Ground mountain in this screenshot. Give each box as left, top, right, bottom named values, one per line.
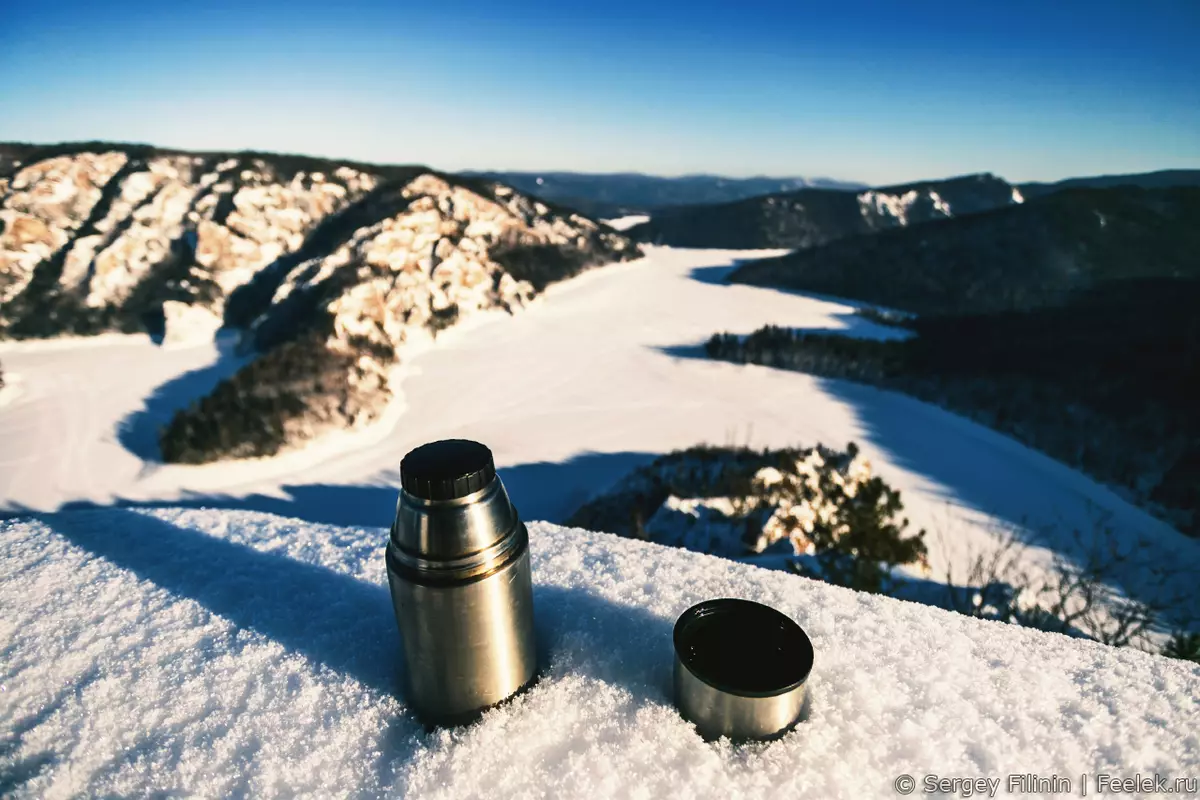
left=726, top=185, right=1200, bottom=315
left=457, top=171, right=867, bottom=218
left=1019, top=169, right=1200, bottom=199
left=0, top=142, right=640, bottom=462
left=625, top=173, right=1022, bottom=249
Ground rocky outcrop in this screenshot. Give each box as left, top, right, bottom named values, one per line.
left=0, top=143, right=640, bottom=462
left=0, top=145, right=385, bottom=340
left=626, top=173, right=1021, bottom=249
left=157, top=174, right=637, bottom=463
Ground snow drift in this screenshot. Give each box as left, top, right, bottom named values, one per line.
left=2, top=507, right=1196, bottom=798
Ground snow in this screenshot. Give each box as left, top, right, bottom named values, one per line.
left=1, top=246, right=1197, bottom=624
left=2, top=239, right=1198, bottom=795
left=601, top=214, right=650, bottom=231
left=160, top=300, right=224, bottom=347
left=857, top=190, right=923, bottom=226
left=928, top=189, right=952, bottom=217
left=1, top=507, right=1196, bottom=799
left=0, top=371, right=22, bottom=408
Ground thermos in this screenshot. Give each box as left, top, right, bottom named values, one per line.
left=386, top=439, right=538, bottom=726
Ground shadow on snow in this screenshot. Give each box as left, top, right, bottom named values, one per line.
left=4, top=450, right=661, bottom=530
left=114, top=333, right=250, bottom=464
left=655, top=337, right=1200, bottom=626
left=15, top=499, right=746, bottom=792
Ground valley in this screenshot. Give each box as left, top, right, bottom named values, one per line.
left=3, top=244, right=1196, bottom=632
left=3, top=143, right=1198, bottom=647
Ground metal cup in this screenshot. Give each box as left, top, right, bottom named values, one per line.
left=673, top=598, right=814, bottom=741
left=386, top=439, right=538, bottom=727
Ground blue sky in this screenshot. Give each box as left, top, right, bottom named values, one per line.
left=2, top=0, right=1198, bottom=184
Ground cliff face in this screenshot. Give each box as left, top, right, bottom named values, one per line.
left=0, top=143, right=640, bottom=461
left=626, top=173, right=1022, bottom=249
left=0, top=145, right=386, bottom=341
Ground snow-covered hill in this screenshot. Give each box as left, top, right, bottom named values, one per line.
left=0, top=144, right=638, bottom=461
left=627, top=173, right=1022, bottom=249
left=2, top=507, right=1196, bottom=799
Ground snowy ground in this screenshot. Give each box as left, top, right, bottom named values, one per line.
left=0, top=372, right=22, bottom=409
left=600, top=214, right=650, bottom=231
left=2, top=246, right=1196, bottom=622
left=2, top=507, right=1196, bottom=799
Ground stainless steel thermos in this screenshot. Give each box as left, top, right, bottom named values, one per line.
left=386, top=439, right=538, bottom=726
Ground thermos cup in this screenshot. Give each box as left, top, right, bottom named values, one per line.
left=673, top=598, right=814, bottom=741
left=386, top=439, right=538, bottom=726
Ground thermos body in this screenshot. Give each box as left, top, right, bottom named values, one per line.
left=387, top=441, right=538, bottom=726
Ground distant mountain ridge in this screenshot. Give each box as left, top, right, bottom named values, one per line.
left=0, top=141, right=639, bottom=462
left=458, top=170, right=867, bottom=218
left=627, top=172, right=1023, bottom=249
left=1018, top=169, right=1200, bottom=199
left=727, top=185, right=1200, bottom=315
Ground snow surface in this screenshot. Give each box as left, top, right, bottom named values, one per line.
left=2, top=507, right=1196, bottom=799
left=601, top=214, right=650, bottom=231
left=0, top=371, right=22, bottom=409
left=1, top=245, right=1195, bottom=623
left=2, top=246, right=1198, bottom=631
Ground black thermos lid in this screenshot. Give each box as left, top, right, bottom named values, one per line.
left=400, top=439, right=497, bottom=501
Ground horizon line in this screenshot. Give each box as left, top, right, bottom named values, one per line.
left=2, top=137, right=1197, bottom=189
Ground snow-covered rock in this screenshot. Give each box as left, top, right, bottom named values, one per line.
left=161, top=300, right=224, bottom=347
left=0, top=148, right=378, bottom=337
left=857, top=188, right=953, bottom=228
left=1, top=507, right=1195, bottom=798
left=158, top=170, right=636, bottom=463
left=0, top=152, right=130, bottom=304
left=602, top=214, right=651, bottom=231
left=0, top=145, right=639, bottom=462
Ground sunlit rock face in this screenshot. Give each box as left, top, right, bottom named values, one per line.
left=0, top=152, right=130, bottom=305
left=0, top=148, right=381, bottom=340
left=156, top=170, right=634, bottom=463
left=0, top=145, right=639, bottom=461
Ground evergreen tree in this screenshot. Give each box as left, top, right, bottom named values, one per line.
left=1163, top=631, right=1200, bottom=663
